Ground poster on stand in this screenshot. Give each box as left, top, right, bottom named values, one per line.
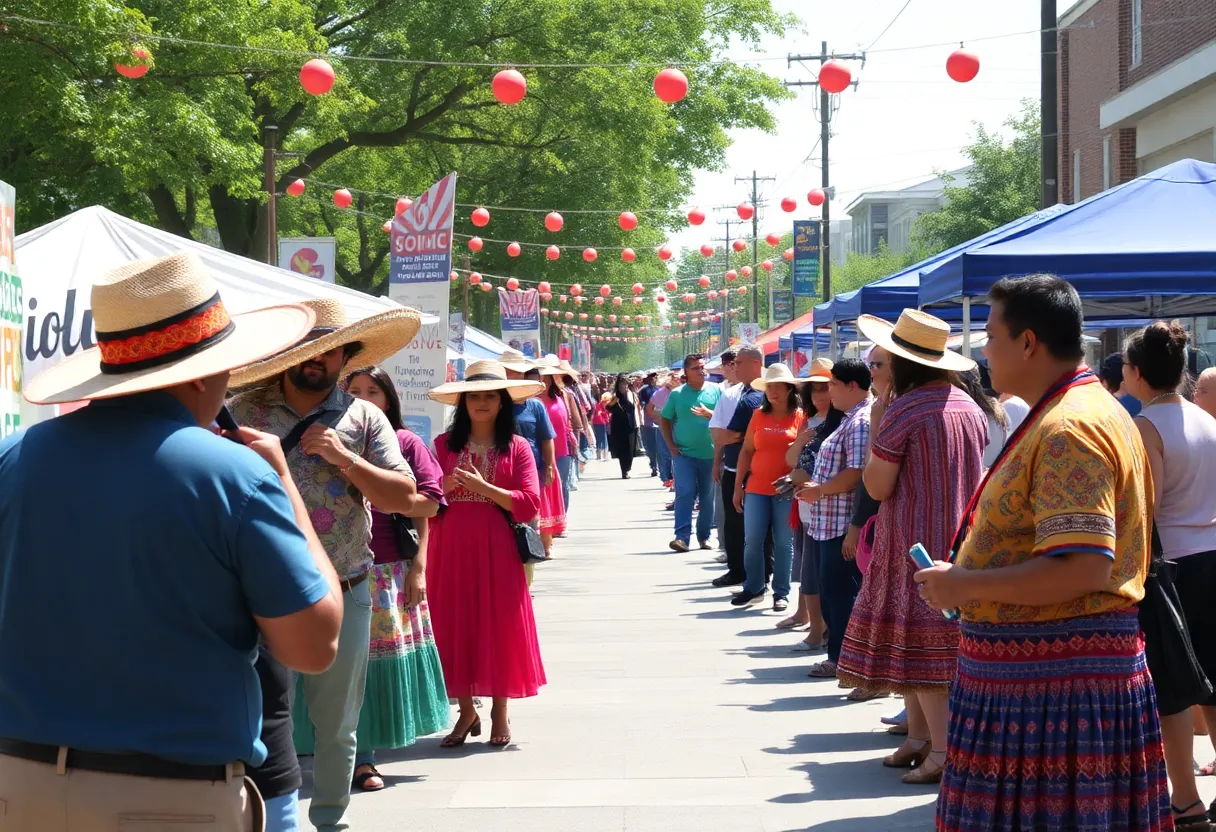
left=570, top=336, right=591, bottom=372
left=0, top=181, right=21, bottom=438
left=498, top=287, right=541, bottom=359
left=792, top=221, right=821, bottom=298
left=386, top=172, right=456, bottom=447
left=773, top=290, right=793, bottom=324
left=737, top=322, right=760, bottom=345
left=279, top=237, right=336, bottom=283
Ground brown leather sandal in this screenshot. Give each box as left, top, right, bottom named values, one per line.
left=883, top=739, right=929, bottom=768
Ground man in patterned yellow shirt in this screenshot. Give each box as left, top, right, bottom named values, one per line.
left=915, top=275, right=1168, bottom=832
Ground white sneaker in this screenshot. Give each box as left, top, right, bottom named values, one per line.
left=714, top=553, right=727, bottom=564
left=570, top=480, right=580, bottom=491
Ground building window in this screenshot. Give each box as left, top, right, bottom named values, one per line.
left=870, top=203, right=888, bottom=251
left=1131, top=0, right=1142, bottom=67
left=1103, top=136, right=1112, bottom=190
left=1072, top=149, right=1081, bottom=203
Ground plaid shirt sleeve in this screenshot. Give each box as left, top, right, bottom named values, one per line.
left=842, top=410, right=870, bottom=471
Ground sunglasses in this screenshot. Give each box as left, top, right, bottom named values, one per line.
left=868, top=360, right=886, bottom=370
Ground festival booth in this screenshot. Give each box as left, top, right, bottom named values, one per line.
left=754, top=309, right=817, bottom=367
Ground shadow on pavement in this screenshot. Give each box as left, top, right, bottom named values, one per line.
left=766, top=730, right=902, bottom=755
left=746, top=693, right=858, bottom=712
left=770, top=756, right=940, bottom=804
left=775, top=802, right=937, bottom=831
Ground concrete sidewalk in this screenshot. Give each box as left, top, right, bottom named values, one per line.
left=302, top=459, right=1215, bottom=831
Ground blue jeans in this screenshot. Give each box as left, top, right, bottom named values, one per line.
left=742, top=493, right=794, bottom=598
left=264, top=791, right=300, bottom=832
left=593, top=423, right=609, bottom=450
left=656, top=431, right=674, bottom=481
left=816, top=535, right=862, bottom=665
left=641, top=425, right=659, bottom=474
left=673, top=455, right=715, bottom=545
left=557, top=454, right=574, bottom=511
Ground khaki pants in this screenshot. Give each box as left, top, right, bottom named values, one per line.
left=0, top=753, right=263, bottom=831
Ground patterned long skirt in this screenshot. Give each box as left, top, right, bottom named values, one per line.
left=937, top=611, right=1169, bottom=832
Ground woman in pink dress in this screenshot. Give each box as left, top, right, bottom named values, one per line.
left=426, top=360, right=548, bottom=748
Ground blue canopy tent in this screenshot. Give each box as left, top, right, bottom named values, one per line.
left=919, top=159, right=1216, bottom=319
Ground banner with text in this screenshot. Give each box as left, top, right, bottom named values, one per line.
left=737, top=322, right=760, bottom=345
left=792, top=221, right=821, bottom=298
left=0, top=181, right=20, bottom=438
left=571, top=336, right=591, bottom=372
left=387, top=172, right=456, bottom=447
left=278, top=237, right=336, bottom=283
left=498, top=287, right=542, bottom=360
left=773, top=289, right=793, bottom=323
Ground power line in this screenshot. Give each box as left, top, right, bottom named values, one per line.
left=865, top=0, right=914, bottom=51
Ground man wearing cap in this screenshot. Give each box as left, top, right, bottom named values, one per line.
left=0, top=253, right=342, bottom=830
left=228, top=298, right=420, bottom=832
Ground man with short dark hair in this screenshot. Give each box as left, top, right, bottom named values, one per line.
left=1099, top=352, right=1142, bottom=416
left=660, top=354, right=722, bottom=552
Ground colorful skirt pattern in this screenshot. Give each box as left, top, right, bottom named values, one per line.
left=936, top=611, right=1169, bottom=832
left=293, top=560, right=450, bottom=752
left=539, top=472, right=566, bottom=536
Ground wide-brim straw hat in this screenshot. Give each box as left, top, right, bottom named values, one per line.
left=428, top=360, right=544, bottom=405
left=25, top=253, right=315, bottom=405
left=857, top=310, right=975, bottom=372
left=536, top=355, right=579, bottom=381
left=497, top=348, right=535, bottom=374
left=228, top=298, right=421, bottom=387
left=806, top=357, right=834, bottom=383
left=751, top=362, right=799, bottom=391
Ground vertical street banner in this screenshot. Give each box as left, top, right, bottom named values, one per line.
left=498, top=287, right=542, bottom=360
left=737, top=322, right=761, bottom=345
left=792, top=220, right=821, bottom=298
left=773, top=290, right=794, bottom=323
left=447, top=312, right=466, bottom=382
left=387, top=172, right=456, bottom=447
left=278, top=237, right=336, bottom=283
left=0, top=181, right=20, bottom=438
left=570, top=337, right=591, bottom=372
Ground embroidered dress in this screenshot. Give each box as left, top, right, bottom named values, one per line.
left=936, top=372, right=1167, bottom=832
left=837, top=385, right=986, bottom=694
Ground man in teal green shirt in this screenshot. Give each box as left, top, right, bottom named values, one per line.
left=660, top=354, right=722, bottom=552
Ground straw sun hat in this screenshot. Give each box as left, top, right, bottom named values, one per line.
left=228, top=297, right=421, bottom=387
left=428, top=360, right=544, bottom=406
left=536, top=355, right=579, bottom=381
left=856, top=309, right=975, bottom=372
left=497, top=348, right=535, bottom=374
left=25, top=252, right=315, bottom=405
left=806, top=357, right=834, bottom=382
left=751, top=363, right=800, bottom=391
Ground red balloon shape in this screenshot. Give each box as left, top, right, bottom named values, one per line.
left=737, top=286, right=748, bottom=295
left=286, top=179, right=305, bottom=197
left=492, top=69, right=527, bottom=104
left=761, top=259, right=774, bottom=272
left=467, top=237, right=484, bottom=252
left=946, top=48, right=981, bottom=83
left=698, top=275, right=710, bottom=288
left=450, top=270, right=459, bottom=282
left=619, top=211, right=638, bottom=231
left=656, top=294, right=666, bottom=303
left=783, top=248, right=795, bottom=261
left=333, top=188, right=352, bottom=208
left=570, top=284, right=583, bottom=297
left=600, top=285, right=611, bottom=297
left=115, top=47, right=152, bottom=79
left=583, top=248, right=598, bottom=262
left=741, top=266, right=752, bottom=277
left=687, top=208, right=706, bottom=226
left=818, top=60, right=851, bottom=94
left=732, top=240, right=747, bottom=253
left=613, top=297, right=622, bottom=306
left=471, top=207, right=490, bottom=227
left=700, top=244, right=714, bottom=258
left=726, top=270, right=738, bottom=281
left=544, top=212, right=564, bottom=232
left=633, top=297, right=643, bottom=304
left=481, top=282, right=493, bottom=292
left=621, top=248, right=636, bottom=262
left=654, top=67, right=689, bottom=103
left=808, top=188, right=826, bottom=207
left=469, top=272, right=482, bottom=285
left=381, top=220, right=392, bottom=233
left=538, top=281, right=551, bottom=293
left=657, top=245, right=673, bottom=261
left=546, top=245, right=561, bottom=260
left=665, top=279, right=678, bottom=291
left=541, top=292, right=552, bottom=301
left=780, top=197, right=797, bottom=213
left=396, top=197, right=413, bottom=215
left=507, top=241, right=521, bottom=257
left=632, top=283, right=644, bottom=295
left=765, top=233, right=781, bottom=246
left=737, top=203, right=755, bottom=221
left=506, top=277, right=520, bottom=291
left=707, top=290, right=718, bottom=300
left=300, top=59, right=336, bottom=95
left=595, top=296, right=605, bottom=305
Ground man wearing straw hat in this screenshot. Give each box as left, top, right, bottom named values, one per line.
left=0, top=252, right=342, bottom=830
left=228, top=298, right=421, bottom=832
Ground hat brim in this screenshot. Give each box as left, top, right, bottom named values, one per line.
left=428, top=378, right=544, bottom=406
left=24, top=305, right=316, bottom=406
left=751, top=376, right=799, bottom=391
left=499, top=360, right=536, bottom=374
left=228, top=307, right=422, bottom=387
left=856, top=314, right=975, bottom=372
left=806, top=373, right=832, bottom=383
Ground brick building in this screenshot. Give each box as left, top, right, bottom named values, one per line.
left=1059, top=0, right=1216, bottom=204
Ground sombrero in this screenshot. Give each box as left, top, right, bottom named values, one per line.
left=857, top=310, right=975, bottom=372
left=751, top=363, right=799, bottom=391
left=497, top=348, right=535, bottom=374
left=428, top=360, right=544, bottom=406
left=228, top=298, right=422, bottom=387
left=24, top=252, right=315, bottom=405
left=536, top=355, right=579, bottom=381
left=806, top=358, right=834, bottom=383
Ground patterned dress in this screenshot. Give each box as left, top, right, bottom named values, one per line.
left=837, top=384, right=986, bottom=694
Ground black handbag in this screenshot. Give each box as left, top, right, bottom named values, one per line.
left=392, top=513, right=421, bottom=561
left=1139, top=523, right=1213, bottom=714
left=500, top=507, right=547, bottom=565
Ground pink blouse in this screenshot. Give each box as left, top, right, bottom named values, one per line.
left=543, top=394, right=572, bottom=459
left=433, top=434, right=541, bottom=524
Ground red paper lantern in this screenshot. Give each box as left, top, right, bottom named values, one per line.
left=765, top=233, right=781, bottom=246
left=333, top=188, right=353, bottom=208
left=946, top=48, right=981, bottom=83
left=467, top=236, right=484, bottom=252
left=698, top=275, right=711, bottom=288
left=707, top=290, right=718, bottom=300
left=507, top=241, right=521, bottom=257
left=784, top=248, right=795, bottom=261
left=654, top=67, right=689, bottom=103
left=737, top=203, right=755, bottom=221
left=565, top=311, right=574, bottom=319
left=761, top=259, right=774, bottom=272
left=381, top=220, right=392, bottom=233
left=492, top=69, right=527, bottom=104
left=687, top=208, right=706, bottom=226
left=506, top=277, right=520, bottom=291
left=300, top=59, right=336, bottom=95
left=737, top=286, right=748, bottom=295
left=558, top=295, right=567, bottom=303
left=538, top=281, right=551, bottom=293
left=732, top=240, right=747, bottom=253
left=656, top=293, right=666, bottom=303
left=541, top=292, right=552, bottom=301
left=665, top=279, right=678, bottom=291
left=726, top=270, right=738, bottom=281
left=741, top=266, right=752, bottom=278
left=808, top=188, right=826, bottom=207
left=115, top=47, right=153, bottom=79
left=546, top=245, right=561, bottom=260
left=471, top=207, right=491, bottom=227
left=469, top=272, right=482, bottom=285
left=286, top=179, right=305, bottom=197
left=579, top=313, right=588, bottom=320
left=599, top=284, right=611, bottom=297
left=574, top=295, right=584, bottom=305
left=818, top=60, right=851, bottom=94
left=583, top=248, right=598, bottom=263
left=450, top=270, right=459, bottom=282
left=595, top=314, right=604, bottom=322
left=698, top=244, right=713, bottom=258
left=657, top=245, right=673, bottom=261
left=677, top=312, right=686, bottom=319
left=544, top=212, right=564, bottom=232
left=613, top=297, right=623, bottom=306
left=541, top=308, right=549, bottom=315
left=633, top=297, right=643, bottom=305
left=570, top=284, right=583, bottom=297
left=780, top=197, right=797, bottom=213
left=632, top=283, right=644, bottom=295
left=396, top=196, right=413, bottom=214
left=621, top=248, right=636, bottom=262
left=609, top=315, right=618, bottom=323
left=594, top=296, right=604, bottom=305
left=663, top=323, right=671, bottom=330
left=481, top=282, right=493, bottom=292
left=619, top=211, right=638, bottom=231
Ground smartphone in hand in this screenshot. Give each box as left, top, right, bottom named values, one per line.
left=908, top=543, right=959, bottom=620
left=216, top=404, right=245, bottom=445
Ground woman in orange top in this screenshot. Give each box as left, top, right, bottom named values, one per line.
left=733, top=364, right=806, bottom=612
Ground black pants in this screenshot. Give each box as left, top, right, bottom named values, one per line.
left=721, top=469, right=772, bottom=584
left=618, top=453, right=633, bottom=477
left=817, top=534, right=862, bottom=664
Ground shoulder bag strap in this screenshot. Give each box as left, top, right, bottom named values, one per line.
left=280, top=412, right=326, bottom=455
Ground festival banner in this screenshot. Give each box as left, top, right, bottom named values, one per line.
left=0, top=181, right=21, bottom=438
left=570, top=336, right=591, bottom=372
left=737, top=322, right=761, bottom=345
left=278, top=237, right=336, bottom=283
left=792, top=220, right=821, bottom=298
left=447, top=312, right=466, bottom=382
left=386, top=172, right=456, bottom=447
left=497, top=287, right=542, bottom=360
left=773, top=289, right=794, bottom=323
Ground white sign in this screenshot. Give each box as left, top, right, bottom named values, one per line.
left=385, top=173, right=456, bottom=448
left=0, top=180, right=20, bottom=438
left=279, top=237, right=336, bottom=283
left=447, top=312, right=466, bottom=382
left=737, top=322, right=761, bottom=345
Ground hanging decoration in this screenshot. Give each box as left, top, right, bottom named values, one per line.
left=507, top=241, right=521, bottom=257
left=595, top=296, right=604, bottom=305
left=545, top=212, right=564, bottom=232
left=469, top=272, right=482, bottom=285
left=570, top=284, right=583, bottom=297
left=506, top=277, right=520, bottom=291
left=698, top=275, right=711, bottom=288
left=726, top=270, right=738, bottom=281
left=481, top=282, right=493, bottom=292
left=333, top=188, right=353, bottom=208
left=808, top=188, right=826, bottom=207
left=546, top=245, right=561, bottom=260
left=286, top=179, right=306, bottom=197
left=946, top=47, right=980, bottom=83
left=780, top=197, right=797, bottom=213
left=381, top=220, right=392, bottom=233
left=783, top=247, right=795, bottom=261
left=732, top=240, right=747, bottom=252
left=688, top=208, right=706, bottom=226
left=761, top=259, right=774, bottom=271
left=583, top=248, right=598, bottom=262
left=300, top=58, right=336, bottom=95
left=450, top=270, right=459, bottom=282
left=818, top=60, right=851, bottom=94
left=613, top=297, right=623, bottom=306
left=708, top=290, right=718, bottom=300
left=633, top=297, right=643, bottom=304
left=622, top=248, right=636, bottom=262
left=467, top=236, right=484, bottom=252
left=665, top=279, right=678, bottom=291
left=115, top=46, right=153, bottom=78
left=700, top=244, right=714, bottom=257
left=736, top=286, right=748, bottom=295
left=395, top=196, right=413, bottom=214
left=765, top=232, right=781, bottom=246
left=618, top=211, right=638, bottom=231
left=492, top=68, right=527, bottom=104
left=538, top=281, right=551, bottom=293
left=737, top=203, right=755, bottom=221
left=471, top=207, right=491, bottom=227
left=653, top=67, right=689, bottom=103
left=741, top=266, right=752, bottom=277
left=599, top=284, right=611, bottom=297
left=656, top=293, right=666, bottom=303
left=658, top=245, right=673, bottom=261
left=632, top=283, right=645, bottom=295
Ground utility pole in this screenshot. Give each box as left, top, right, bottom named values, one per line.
left=786, top=42, right=863, bottom=305
left=712, top=218, right=735, bottom=351
left=262, top=125, right=278, bottom=266
left=1041, top=0, right=1059, bottom=207
left=734, top=171, right=775, bottom=326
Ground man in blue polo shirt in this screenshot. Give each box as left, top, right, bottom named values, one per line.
left=0, top=253, right=342, bottom=831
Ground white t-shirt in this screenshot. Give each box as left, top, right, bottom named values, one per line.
left=983, top=397, right=1030, bottom=469
left=708, top=382, right=744, bottom=430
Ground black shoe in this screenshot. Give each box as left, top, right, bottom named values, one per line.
left=712, top=573, right=745, bottom=587
left=773, top=597, right=789, bottom=612
left=731, top=588, right=767, bottom=607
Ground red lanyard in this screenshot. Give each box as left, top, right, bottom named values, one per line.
left=947, top=367, right=1098, bottom=562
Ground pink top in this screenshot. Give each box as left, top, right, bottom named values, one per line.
left=591, top=401, right=610, bottom=425
left=543, top=393, right=572, bottom=459
left=433, top=434, right=541, bottom=524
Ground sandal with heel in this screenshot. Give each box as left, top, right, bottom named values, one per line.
left=440, top=715, right=482, bottom=748
left=1172, top=800, right=1212, bottom=829
left=901, top=750, right=947, bottom=784
left=883, top=739, right=929, bottom=769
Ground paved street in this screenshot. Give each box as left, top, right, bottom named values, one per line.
left=304, top=458, right=1216, bottom=832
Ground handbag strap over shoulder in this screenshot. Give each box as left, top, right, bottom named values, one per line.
left=281, top=412, right=326, bottom=455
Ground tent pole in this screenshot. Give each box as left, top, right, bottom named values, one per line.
left=830, top=322, right=838, bottom=359
left=962, top=297, right=972, bottom=359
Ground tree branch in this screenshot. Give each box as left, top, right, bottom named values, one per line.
left=320, top=0, right=396, bottom=39
left=147, top=185, right=194, bottom=239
